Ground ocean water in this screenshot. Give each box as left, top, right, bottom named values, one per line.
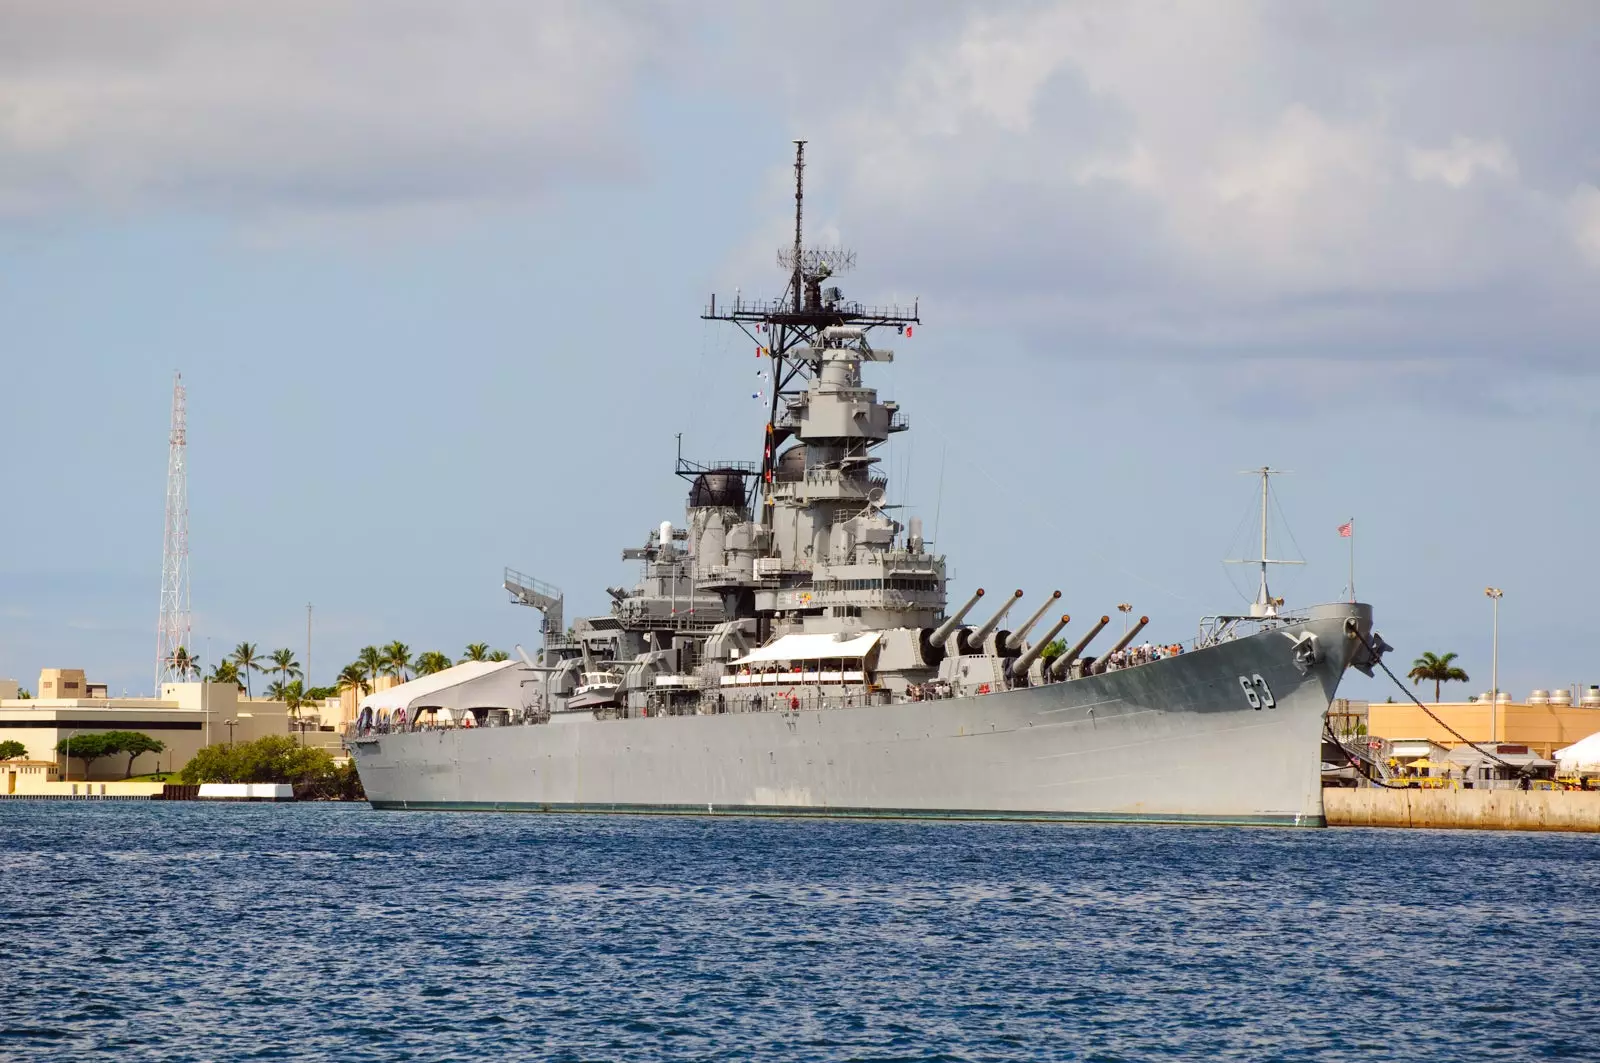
left=0, top=805, right=1595, bottom=1061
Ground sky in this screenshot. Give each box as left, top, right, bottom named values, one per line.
left=1, top=1, right=1597, bottom=703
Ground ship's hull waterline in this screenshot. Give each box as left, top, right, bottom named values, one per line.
left=352, top=605, right=1367, bottom=828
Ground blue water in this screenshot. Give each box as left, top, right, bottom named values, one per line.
left=1, top=805, right=1596, bottom=1061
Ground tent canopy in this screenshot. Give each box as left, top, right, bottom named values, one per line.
left=359, top=660, right=526, bottom=715
left=1554, top=730, right=1600, bottom=770
left=735, top=632, right=881, bottom=666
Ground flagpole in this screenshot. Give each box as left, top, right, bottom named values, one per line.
left=1348, top=517, right=1355, bottom=604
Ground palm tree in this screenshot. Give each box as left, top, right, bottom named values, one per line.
left=1408, top=651, right=1470, bottom=703
left=461, top=642, right=491, bottom=663
left=487, top=650, right=509, bottom=662
left=264, top=679, right=289, bottom=702
left=337, top=663, right=370, bottom=702
left=382, top=641, right=413, bottom=681
left=267, top=648, right=302, bottom=686
left=208, top=660, right=244, bottom=691
left=415, top=651, right=453, bottom=676
left=230, top=642, right=264, bottom=697
left=357, top=645, right=386, bottom=688
left=171, top=646, right=200, bottom=679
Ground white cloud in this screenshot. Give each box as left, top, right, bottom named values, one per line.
left=1407, top=136, right=1518, bottom=187
left=0, top=1, right=670, bottom=220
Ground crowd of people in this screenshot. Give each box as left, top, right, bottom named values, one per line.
left=1098, top=641, right=1186, bottom=673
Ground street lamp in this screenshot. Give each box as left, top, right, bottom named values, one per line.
left=1485, top=587, right=1503, bottom=745
left=1117, top=603, right=1133, bottom=635
left=60, top=728, right=80, bottom=785
left=224, top=718, right=239, bottom=749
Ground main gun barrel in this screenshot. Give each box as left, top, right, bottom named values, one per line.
left=1006, top=590, right=1062, bottom=650
left=1049, top=615, right=1111, bottom=679
left=1010, top=614, right=1072, bottom=678
left=966, top=589, right=1024, bottom=650
left=930, top=588, right=985, bottom=646
left=1100, top=617, right=1150, bottom=659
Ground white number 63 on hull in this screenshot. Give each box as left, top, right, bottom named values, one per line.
left=1238, top=674, right=1276, bottom=709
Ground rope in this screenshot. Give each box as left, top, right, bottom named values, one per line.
left=1358, top=632, right=1532, bottom=779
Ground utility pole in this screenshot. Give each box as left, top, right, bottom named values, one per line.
left=1485, top=587, right=1503, bottom=744
left=306, top=603, right=313, bottom=695
left=155, top=372, right=191, bottom=694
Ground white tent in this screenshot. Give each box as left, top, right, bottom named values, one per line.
left=1554, top=730, right=1600, bottom=772
left=358, top=660, right=526, bottom=725
left=734, top=632, right=881, bottom=665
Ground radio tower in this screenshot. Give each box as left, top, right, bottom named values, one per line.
left=155, top=372, right=191, bottom=693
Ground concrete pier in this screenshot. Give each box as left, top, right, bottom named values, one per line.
left=1325, top=787, right=1600, bottom=833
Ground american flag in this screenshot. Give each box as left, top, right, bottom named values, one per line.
left=1337, top=521, right=1353, bottom=538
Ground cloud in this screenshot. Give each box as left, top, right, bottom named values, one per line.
left=0, top=0, right=670, bottom=221
left=732, top=1, right=1600, bottom=368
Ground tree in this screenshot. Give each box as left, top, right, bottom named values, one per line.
left=1039, top=639, right=1066, bottom=662
left=382, top=641, right=413, bottom=680
left=1408, top=651, right=1470, bottom=703
left=180, top=735, right=335, bottom=786
left=208, top=660, right=244, bottom=691
left=230, top=642, right=265, bottom=698
left=16, top=687, right=31, bottom=699
left=415, top=651, right=453, bottom=676
left=267, top=648, right=302, bottom=685
left=264, top=679, right=288, bottom=702
left=170, top=646, right=201, bottom=679
left=0, top=739, right=28, bottom=760
left=357, top=645, right=386, bottom=688
left=101, top=730, right=166, bottom=778
left=56, top=733, right=117, bottom=777
left=461, top=642, right=491, bottom=663
left=487, top=650, right=509, bottom=662
left=337, top=663, right=370, bottom=701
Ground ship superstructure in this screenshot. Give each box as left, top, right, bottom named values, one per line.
left=351, top=145, right=1389, bottom=826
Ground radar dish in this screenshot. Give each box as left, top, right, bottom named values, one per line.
left=777, top=245, right=857, bottom=278
left=867, top=485, right=887, bottom=508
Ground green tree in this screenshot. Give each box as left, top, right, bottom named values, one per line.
left=461, top=642, right=491, bottom=663
left=337, top=663, right=369, bottom=701
left=179, top=735, right=337, bottom=787
left=1039, top=639, right=1066, bottom=662
left=16, top=688, right=31, bottom=699
left=0, top=739, right=28, bottom=760
left=267, top=648, right=302, bottom=687
left=357, top=645, right=386, bottom=688
left=1407, top=651, right=1470, bottom=703
left=208, top=660, right=244, bottom=691
left=487, top=650, right=509, bottom=662
left=56, top=733, right=117, bottom=776
left=171, top=646, right=201, bottom=679
left=382, top=641, right=413, bottom=680
left=100, top=730, right=166, bottom=778
left=264, top=679, right=288, bottom=702
left=415, top=651, right=453, bottom=676
left=230, top=642, right=265, bottom=697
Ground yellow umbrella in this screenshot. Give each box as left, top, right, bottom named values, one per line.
left=1408, top=757, right=1440, bottom=769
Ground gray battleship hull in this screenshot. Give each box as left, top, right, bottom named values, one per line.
left=352, top=606, right=1365, bottom=827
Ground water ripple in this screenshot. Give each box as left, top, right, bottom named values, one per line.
left=0, top=805, right=1596, bottom=1061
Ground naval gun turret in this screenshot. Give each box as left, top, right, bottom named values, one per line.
left=1009, top=614, right=1072, bottom=679
left=930, top=588, right=985, bottom=651
left=1089, top=616, right=1149, bottom=674
left=1049, top=615, right=1111, bottom=680
left=1005, top=591, right=1062, bottom=651
left=962, top=589, right=1023, bottom=655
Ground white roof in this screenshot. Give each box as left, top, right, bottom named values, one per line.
left=359, top=661, right=524, bottom=714
left=1554, top=729, right=1600, bottom=770
left=735, top=632, right=881, bottom=665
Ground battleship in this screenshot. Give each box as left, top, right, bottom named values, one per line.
left=351, top=144, right=1390, bottom=826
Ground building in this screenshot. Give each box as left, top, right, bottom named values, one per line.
left=0, top=669, right=294, bottom=780
left=1365, top=687, right=1600, bottom=758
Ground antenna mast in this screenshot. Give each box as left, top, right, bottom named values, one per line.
left=155, top=371, right=192, bottom=692
left=791, top=140, right=805, bottom=312
left=1224, top=466, right=1303, bottom=618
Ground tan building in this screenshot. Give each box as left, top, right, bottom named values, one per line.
left=0, top=670, right=295, bottom=780
left=1367, top=690, right=1600, bottom=758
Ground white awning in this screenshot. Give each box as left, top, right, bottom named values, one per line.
left=734, top=632, right=881, bottom=665
left=1555, top=730, right=1600, bottom=771
left=359, top=661, right=525, bottom=715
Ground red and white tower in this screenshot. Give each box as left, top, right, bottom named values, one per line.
left=155, top=371, right=191, bottom=692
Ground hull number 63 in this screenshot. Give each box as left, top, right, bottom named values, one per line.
left=1238, top=674, right=1275, bottom=710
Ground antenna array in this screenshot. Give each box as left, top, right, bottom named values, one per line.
left=155, top=372, right=192, bottom=692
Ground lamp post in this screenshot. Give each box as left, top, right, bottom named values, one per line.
left=60, top=728, right=80, bottom=785
left=224, top=718, right=239, bottom=749
left=1117, top=603, right=1133, bottom=635
left=1485, top=587, right=1503, bottom=745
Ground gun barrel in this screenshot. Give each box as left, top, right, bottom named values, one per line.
left=930, top=588, right=985, bottom=646
left=1006, top=590, right=1063, bottom=650
left=1011, top=615, right=1071, bottom=677
left=967, top=589, right=1024, bottom=648
left=1050, top=615, right=1111, bottom=679
left=1101, top=616, right=1150, bottom=659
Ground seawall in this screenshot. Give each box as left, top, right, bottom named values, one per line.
left=1325, top=788, right=1600, bottom=833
